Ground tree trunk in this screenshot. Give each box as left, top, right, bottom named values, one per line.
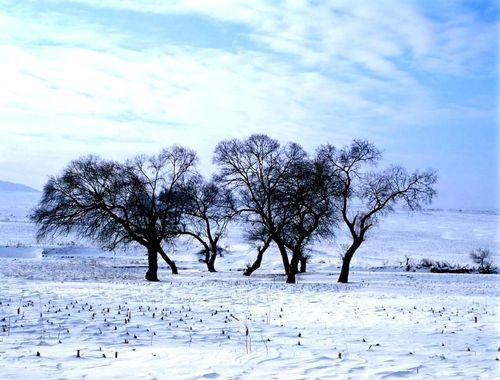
left=275, top=240, right=290, bottom=275
left=145, top=246, right=159, bottom=281
left=299, top=257, right=307, bottom=273
left=157, top=246, right=178, bottom=274
left=207, top=247, right=217, bottom=272
left=337, top=239, right=362, bottom=283
left=204, top=248, right=210, bottom=265
left=286, top=254, right=300, bottom=283
left=244, top=239, right=271, bottom=276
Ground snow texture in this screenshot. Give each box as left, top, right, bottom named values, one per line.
left=0, top=190, right=498, bottom=379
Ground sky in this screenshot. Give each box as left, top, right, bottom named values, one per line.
left=0, top=0, right=497, bottom=210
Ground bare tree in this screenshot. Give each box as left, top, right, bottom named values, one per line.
left=318, top=140, right=437, bottom=283
left=470, top=248, right=495, bottom=273
left=31, top=147, right=197, bottom=281
left=279, top=156, right=337, bottom=283
left=179, top=174, right=238, bottom=272
left=214, top=134, right=304, bottom=275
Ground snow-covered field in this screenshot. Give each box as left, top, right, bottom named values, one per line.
left=0, top=190, right=498, bottom=379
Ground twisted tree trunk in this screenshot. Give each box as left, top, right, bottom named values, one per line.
left=338, top=238, right=362, bottom=283
left=207, top=245, right=218, bottom=272
left=158, top=246, right=178, bottom=274
left=244, top=238, right=272, bottom=276
left=145, top=246, right=159, bottom=281
left=275, top=239, right=290, bottom=275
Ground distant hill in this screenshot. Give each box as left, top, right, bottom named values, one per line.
left=0, top=180, right=40, bottom=192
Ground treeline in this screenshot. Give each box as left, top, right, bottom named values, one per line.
left=31, top=135, right=437, bottom=283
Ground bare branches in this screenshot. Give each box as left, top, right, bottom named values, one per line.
left=359, top=166, right=437, bottom=230
left=178, top=174, right=238, bottom=271
left=31, top=156, right=134, bottom=245
left=31, top=135, right=437, bottom=284
left=215, top=134, right=338, bottom=280
left=31, top=147, right=197, bottom=280
left=214, top=135, right=300, bottom=242
left=318, top=140, right=437, bottom=283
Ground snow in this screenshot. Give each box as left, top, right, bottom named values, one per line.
left=0, top=190, right=498, bottom=379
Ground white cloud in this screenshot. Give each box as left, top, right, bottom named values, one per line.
left=0, top=0, right=496, bottom=209
left=54, top=0, right=495, bottom=76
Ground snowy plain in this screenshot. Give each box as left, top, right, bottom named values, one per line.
left=0, top=189, right=498, bottom=379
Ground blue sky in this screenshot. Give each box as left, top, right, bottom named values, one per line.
left=0, top=0, right=497, bottom=210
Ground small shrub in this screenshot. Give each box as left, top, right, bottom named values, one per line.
left=405, top=258, right=472, bottom=273
left=413, top=250, right=497, bottom=274
left=470, top=248, right=496, bottom=274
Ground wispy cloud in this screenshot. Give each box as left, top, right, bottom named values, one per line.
left=0, top=0, right=497, bottom=208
